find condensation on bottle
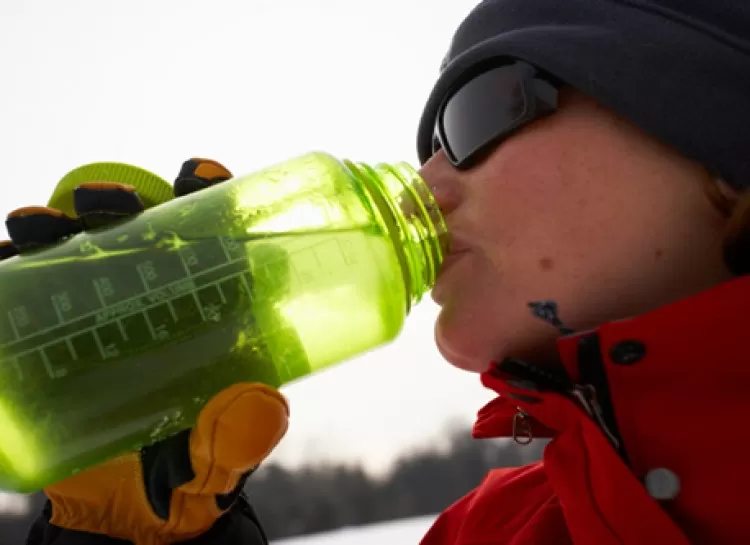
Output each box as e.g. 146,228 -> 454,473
0,151 -> 448,492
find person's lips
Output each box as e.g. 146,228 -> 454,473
440,239 -> 471,274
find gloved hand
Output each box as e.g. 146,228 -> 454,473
5,159 -> 289,545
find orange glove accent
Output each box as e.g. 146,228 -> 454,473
191,158 -> 233,181
7,205 -> 68,219
44,383 -> 289,545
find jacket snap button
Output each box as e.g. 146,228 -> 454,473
644,468 -> 681,500
609,340 -> 646,365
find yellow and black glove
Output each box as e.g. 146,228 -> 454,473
10,159 -> 289,545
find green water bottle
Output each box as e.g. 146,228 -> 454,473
0,151 -> 448,492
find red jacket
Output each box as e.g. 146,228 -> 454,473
421,276 -> 750,545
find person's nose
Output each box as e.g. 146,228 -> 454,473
419,151 -> 463,216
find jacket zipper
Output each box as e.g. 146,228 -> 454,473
575,333 -> 630,464
571,384 -> 621,449
496,334 -> 629,463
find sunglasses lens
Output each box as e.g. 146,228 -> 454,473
439,64 -> 530,165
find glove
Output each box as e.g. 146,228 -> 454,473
4,159 -> 289,545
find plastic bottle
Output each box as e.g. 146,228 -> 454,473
0,151 -> 448,492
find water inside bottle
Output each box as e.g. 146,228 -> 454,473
0,223 -> 407,491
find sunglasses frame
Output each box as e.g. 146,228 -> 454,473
433,59 -> 561,169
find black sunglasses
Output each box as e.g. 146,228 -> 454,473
432,60 -> 561,169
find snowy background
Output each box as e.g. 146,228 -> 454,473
274,516 -> 436,544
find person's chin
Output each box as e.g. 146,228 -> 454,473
434,316 -> 492,373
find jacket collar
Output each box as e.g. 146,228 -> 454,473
473,275 -> 750,543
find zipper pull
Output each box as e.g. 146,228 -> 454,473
572,385 -> 621,449
512,410 -> 534,445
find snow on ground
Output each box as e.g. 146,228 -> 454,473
0,492 -> 30,516
272,515 -> 436,544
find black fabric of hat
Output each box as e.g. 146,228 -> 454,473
416,0 -> 750,190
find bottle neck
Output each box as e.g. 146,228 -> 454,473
345,160 -> 449,310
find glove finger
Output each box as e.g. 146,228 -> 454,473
185,382 -> 289,496
174,158 -> 233,197
73,181 -> 145,230
134,383 -> 288,538
6,206 -> 82,251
